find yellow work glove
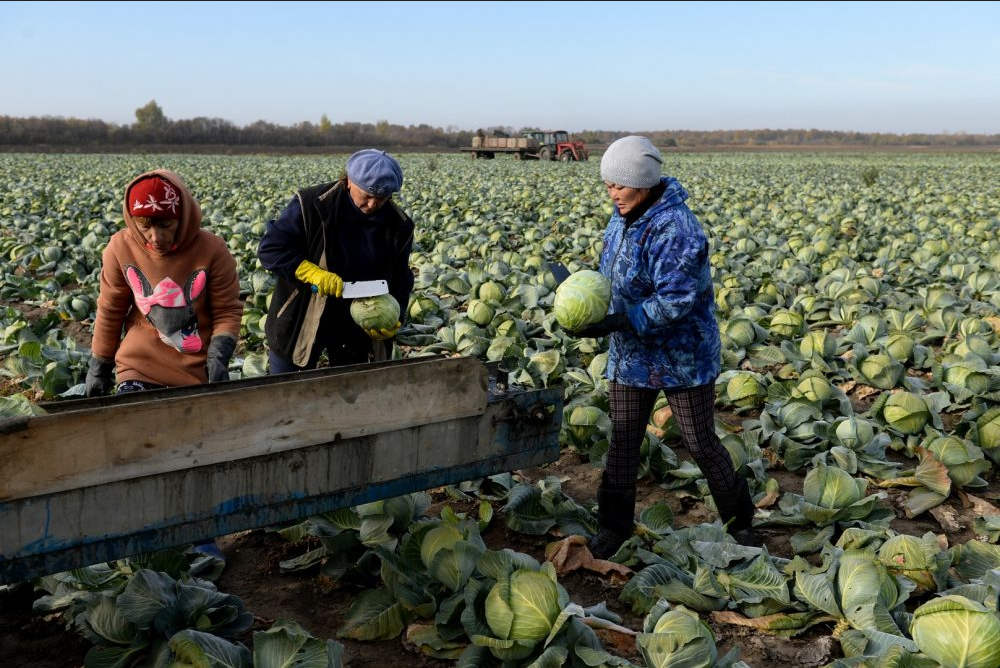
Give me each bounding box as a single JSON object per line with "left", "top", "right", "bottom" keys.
{"left": 295, "top": 260, "right": 343, "bottom": 297}
{"left": 365, "top": 321, "right": 401, "bottom": 341}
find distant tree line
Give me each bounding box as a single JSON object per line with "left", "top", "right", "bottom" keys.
{"left": 573, "top": 128, "right": 1000, "bottom": 148}
{"left": 0, "top": 101, "right": 473, "bottom": 150}
{"left": 1, "top": 100, "right": 997, "bottom": 150}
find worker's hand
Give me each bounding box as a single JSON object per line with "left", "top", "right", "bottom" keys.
{"left": 205, "top": 334, "right": 237, "bottom": 383}
{"left": 84, "top": 355, "right": 115, "bottom": 397}
{"left": 294, "top": 260, "right": 343, "bottom": 297}
{"left": 365, "top": 321, "right": 401, "bottom": 341}
{"left": 573, "top": 312, "right": 632, "bottom": 338}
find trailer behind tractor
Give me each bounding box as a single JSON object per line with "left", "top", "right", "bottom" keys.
{"left": 462, "top": 130, "right": 588, "bottom": 161}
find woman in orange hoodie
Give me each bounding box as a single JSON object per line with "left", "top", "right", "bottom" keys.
{"left": 85, "top": 170, "right": 244, "bottom": 396}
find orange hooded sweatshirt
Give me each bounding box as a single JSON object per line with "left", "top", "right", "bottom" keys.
{"left": 91, "top": 169, "right": 244, "bottom": 387}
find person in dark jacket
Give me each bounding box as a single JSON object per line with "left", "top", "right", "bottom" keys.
{"left": 257, "top": 149, "right": 414, "bottom": 372}
{"left": 571, "top": 136, "right": 758, "bottom": 557}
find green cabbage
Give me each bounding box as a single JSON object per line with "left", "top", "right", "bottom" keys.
{"left": 419, "top": 523, "right": 464, "bottom": 571}
{"left": 485, "top": 567, "right": 562, "bottom": 643}
{"left": 912, "top": 595, "right": 1000, "bottom": 668}
{"left": 639, "top": 605, "right": 719, "bottom": 668}
{"left": 350, "top": 294, "right": 400, "bottom": 330}
{"left": 835, "top": 417, "right": 876, "bottom": 450}
{"left": 466, "top": 299, "right": 495, "bottom": 326}
{"left": 882, "top": 391, "right": 930, "bottom": 435}
{"left": 553, "top": 270, "right": 611, "bottom": 331}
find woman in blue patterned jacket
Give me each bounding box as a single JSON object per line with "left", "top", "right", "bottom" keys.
{"left": 572, "top": 136, "right": 758, "bottom": 557}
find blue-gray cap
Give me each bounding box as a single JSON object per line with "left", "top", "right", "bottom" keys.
{"left": 346, "top": 149, "right": 403, "bottom": 197}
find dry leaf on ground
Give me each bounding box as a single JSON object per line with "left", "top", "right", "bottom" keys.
{"left": 544, "top": 535, "right": 632, "bottom": 578}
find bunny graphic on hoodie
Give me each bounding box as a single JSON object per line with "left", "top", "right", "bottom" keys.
{"left": 90, "top": 170, "right": 244, "bottom": 388}
{"left": 124, "top": 264, "right": 207, "bottom": 353}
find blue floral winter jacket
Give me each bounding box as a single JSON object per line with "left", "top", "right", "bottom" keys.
{"left": 599, "top": 176, "right": 721, "bottom": 389}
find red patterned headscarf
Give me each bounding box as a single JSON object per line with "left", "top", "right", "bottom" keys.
{"left": 128, "top": 177, "right": 181, "bottom": 219}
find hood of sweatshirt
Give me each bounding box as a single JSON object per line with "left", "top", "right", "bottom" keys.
{"left": 121, "top": 169, "right": 202, "bottom": 256}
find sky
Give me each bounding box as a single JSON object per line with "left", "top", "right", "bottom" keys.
{"left": 2, "top": 1, "right": 998, "bottom": 135}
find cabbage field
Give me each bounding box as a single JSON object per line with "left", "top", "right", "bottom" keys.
{"left": 2, "top": 150, "right": 1000, "bottom": 667}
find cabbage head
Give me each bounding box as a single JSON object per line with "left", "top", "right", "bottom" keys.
{"left": 418, "top": 520, "right": 485, "bottom": 591}
{"left": 911, "top": 595, "right": 1000, "bottom": 668}
{"left": 466, "top": 299, "right": 495, "bottom": 326}
{"left": 977, "top": 408, "right": 1000, "bottom": 452}
{"left": 553, "top": 270, "right": 611, "bottom": 331}
{"left": 859, "top": 353, "right": 904, "bottom": 390}
{"left": 942, "top": 356, "right": 992, "bottom": 395}
{"left": 805, "top": 465, "right": 866, "bottom": 510}
{"left": 926, "top": 435, "right": 990, "bottom": 489}
{"left": 799, "top": 464, "right": 885, "bottom": 527}
{"left": 955, "top": 335, "right": 995, "bottom": 360}
{"left": 566, "top": 405, "right": 607, "bottom": 445}
{"left": 835, "top": 417, "right": 876, "bottom": 450}
{"left": 800, "top": 329, "right": 836, "bottom": 358}
{"left": 350, "top": 294, "right": 400, "bottom": 330}
{"left": 882, "top": 391, "right": 930, "bottom": 435}
{"left": 408, "top": 296, "right": 438, "bottom": 321}
{"left": 420, "top": 523, "right": 464, "bottom": 571}
{"left": 478, "top": 280, "right": 506, "bottom": 305}
{"left": 796, "top": 371, "right": 833, "bottom": 403}
{"left": 484, "top": 564, "right": 563, "bottom": 650}
{"left": 877, "top": 533, "right": 946, "bottom": 593}
{"left": 768, "top": 310, "right": 804, "bottom": 339}
{"left": 638, "top": 603, "right": 720, "bottom": 668}
{"left": 724, "top": 371, "right": 767, "bottom": 408}
{"left": 724, "top": 317, "right": 760, "bottom": 348}
{"left": 885, "top": 333, "right": 915, "bottom": 361}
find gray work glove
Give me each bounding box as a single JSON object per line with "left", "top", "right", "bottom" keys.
{"left": 206, "top": 335, "right": 237, "bottom": 383}
{"left": 85, "top": 355, "right": 115, "bottom": 397}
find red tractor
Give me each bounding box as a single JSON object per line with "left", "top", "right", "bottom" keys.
{"left": 522, "top": 130, "right": 589, "bottom": 161}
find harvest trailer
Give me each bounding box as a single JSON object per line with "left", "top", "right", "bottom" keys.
{"left": 463, "top": 135, "right": 541, "bottom": 160}
{"left": 462, "top": 130, "right": 589, "bottom": 161}
{"left": 0, "top": 356, "right": 561, "bottom": 584}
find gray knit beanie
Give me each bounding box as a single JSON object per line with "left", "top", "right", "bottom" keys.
{"left": 600, "top": 136, "right": 663, "bottom": 188}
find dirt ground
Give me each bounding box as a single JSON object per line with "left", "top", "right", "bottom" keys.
{"left": 0, "top": 440, "right": 987, "bottom": 668}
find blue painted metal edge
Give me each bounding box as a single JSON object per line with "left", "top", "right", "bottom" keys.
{"left": 0, "top": 445, "right": 560, "bottom": 584}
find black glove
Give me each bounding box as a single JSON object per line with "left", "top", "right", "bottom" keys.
{"left": 206, "top": 335, "right": 237, "bottom": 383}
{"left": 574, "top": 312, "right": 632, "bottom": 338}
{"left": 85, "top": 355, "right": 115, "bottom": 397}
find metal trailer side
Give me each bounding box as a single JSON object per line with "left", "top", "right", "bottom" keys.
{"left": 0, "top": 356, "right": 561, "bottom": 584}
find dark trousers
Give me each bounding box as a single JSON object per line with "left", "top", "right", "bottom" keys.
{"left": 268, "top": 341, "right": 386, "bottom": 374}
{"left": 606, "top": 382, "right": 738, "bottom": 496}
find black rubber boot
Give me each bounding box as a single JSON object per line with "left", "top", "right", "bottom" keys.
{"left": 712, "top": 477, "right": 761, "bottom": 548}
{"left": 588, "top": 480, "right": 636, "bottom": 560}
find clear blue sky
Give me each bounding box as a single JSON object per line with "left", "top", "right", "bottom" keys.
{"left": 2, "top": 1, "right": 998, "bottom": 134}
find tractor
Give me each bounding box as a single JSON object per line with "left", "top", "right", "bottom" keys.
{"left": 521, "top": 130, "right": 589, "bottom": 161}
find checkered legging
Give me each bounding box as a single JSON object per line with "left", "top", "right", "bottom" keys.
{"left": 606, "top": 381, "right": 738, "bottom": 495}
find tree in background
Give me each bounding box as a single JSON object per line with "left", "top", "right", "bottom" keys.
{"left": 134, "top": 100, "right": 167, "bottom": 130}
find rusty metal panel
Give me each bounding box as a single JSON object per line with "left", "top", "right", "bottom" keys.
{"left": 0, "top": 356, "right": 487, "bottom": 501}
{"left": 0, "top": 372, "right": 561, "bottom": 583}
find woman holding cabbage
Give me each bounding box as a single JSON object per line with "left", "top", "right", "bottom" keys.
{"left": 257, "top": 149, "right": 414, "bottom": 372}
{"left": 570, "top": 136, "right": 758, "bottom": 557}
